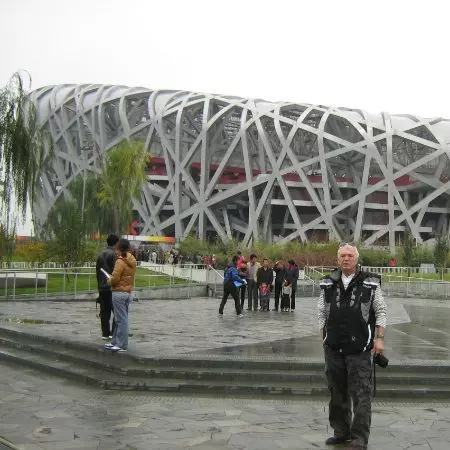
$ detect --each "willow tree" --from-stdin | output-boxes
[0,72,45,220]
[68,173,115,235]
[97,140,150,235]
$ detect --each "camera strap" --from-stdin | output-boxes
[372,354,377,397]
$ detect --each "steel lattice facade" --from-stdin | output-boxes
[30,84,450,251]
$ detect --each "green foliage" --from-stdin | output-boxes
[358,248,391,267]
[434,235,449,269]
[41,199,87,264]
[97,140,150,235]
[0,223,16,262]
[0,72,46,218]
[400,232,415,267]
[434,235,449,279]
[13,240,45,262]
[68,174,114,235]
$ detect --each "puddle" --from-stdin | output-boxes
[1,317,66,325]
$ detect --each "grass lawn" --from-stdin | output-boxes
[2,267,189,297]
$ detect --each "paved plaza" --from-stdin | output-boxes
[0,295,447,363]
[1,295,450,448]
[2,363,450,450]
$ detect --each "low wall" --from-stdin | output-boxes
[1,284,209,302]
[0,273,47,289]
[137,284,208,300]
[383,281,450,299]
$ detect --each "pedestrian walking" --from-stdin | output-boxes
[318,243,387,450]
[219,255,245,317]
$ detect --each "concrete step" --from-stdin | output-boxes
[2,333,450,387]
[1,327,450,399]
[2,346,450,399]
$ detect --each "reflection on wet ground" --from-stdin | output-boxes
[0,296,450,363]
[2,317,69,325]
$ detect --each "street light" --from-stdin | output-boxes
[80,142,93,220]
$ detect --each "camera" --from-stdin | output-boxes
[373,353,389,368]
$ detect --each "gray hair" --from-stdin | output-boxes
[337,243,359,259]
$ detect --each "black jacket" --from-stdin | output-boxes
[274,266,286,284]
[320,267,380,355]
[256,267,274,286]
[285,265,299,290]
[96,246,117,291]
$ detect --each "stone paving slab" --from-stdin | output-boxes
[0,296,450,365]
[2,363,450,449]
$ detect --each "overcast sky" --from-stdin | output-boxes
[2,0,450,234]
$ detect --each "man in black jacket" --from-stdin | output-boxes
[285,260,299,311]
[318,244,387,450]
[96,234,119,339]
[273,260,286,311]
[256,258,273,310]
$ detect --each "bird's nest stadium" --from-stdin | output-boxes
[30,84,450,251]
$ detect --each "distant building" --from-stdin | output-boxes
[30,84,450,251]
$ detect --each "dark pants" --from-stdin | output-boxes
[240,285,246,309]
[98,290,115,337]
[290,288,296,310]
[324,346,372,446]
[219,281,242,315]
[247,280,258,310]
[274,282,282,309]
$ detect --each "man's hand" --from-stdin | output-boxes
[374,338,384,354]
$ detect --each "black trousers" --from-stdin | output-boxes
[219,282,242,315]
[274,282,283,309]
[291,288,296,310]
[324,346,372,446]
[247,280,258,310]
[240,285,246,309]
[98,290,115,337]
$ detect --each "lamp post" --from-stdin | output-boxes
[80,142,93,220]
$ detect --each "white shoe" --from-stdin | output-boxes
[104,343,114,349]
[237,314,244,318]
[219,313,223,317]
[110,346,127,352]
[101,336,110,340]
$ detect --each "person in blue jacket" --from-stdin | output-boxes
[219,255,245,317]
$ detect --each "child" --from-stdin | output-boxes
[281,280,292,312]
[259,283,270,311]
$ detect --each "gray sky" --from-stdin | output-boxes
[2,0,450,234]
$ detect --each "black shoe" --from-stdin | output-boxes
[247,308,252,311]
[272,308,278,311]
[325,436,351,445]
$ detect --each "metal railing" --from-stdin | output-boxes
[304,265,450,298]
[0,264,195,299]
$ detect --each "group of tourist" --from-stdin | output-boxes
[95,234,387,450]
[219,252,300,316]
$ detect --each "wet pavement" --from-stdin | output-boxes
[1,362,450,450]
[2,296,450,448]
[0,296,448,364]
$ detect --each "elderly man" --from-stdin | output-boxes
[318,244,387,450]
